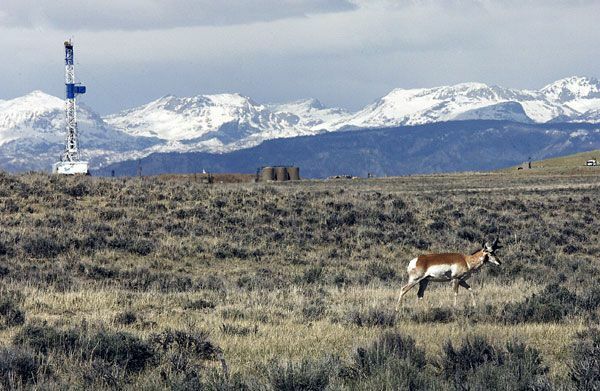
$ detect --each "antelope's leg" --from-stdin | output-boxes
[417,278,429,302]
[459,280,476,307]
[452,279,459,307]
[396,278,421,310]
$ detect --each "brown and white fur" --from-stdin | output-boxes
[396,239,501,310]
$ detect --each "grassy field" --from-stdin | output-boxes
[504,148,600,171]
[0,169,599,389]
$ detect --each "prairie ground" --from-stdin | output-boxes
[0,168,598,389]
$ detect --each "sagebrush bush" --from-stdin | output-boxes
[21,234,66,258]
[346,307,396,327]
[266,358,335,391]
[0,346,44,388]
[440,335,549,390]
[0,295,25,327]
[114,310,137,325]
[570,328,600,391]
[502,283,578,323]
[302,297,327,321]
[366,261,396,282]
[184,298,216,310]
[410,307,454,324]
[351,332,426,377]
[149,329,221,361]
[14,324,155,372]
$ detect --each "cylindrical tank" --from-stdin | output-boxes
[261,167,275,181]
[274,166,288,181]
[288,166,300,181]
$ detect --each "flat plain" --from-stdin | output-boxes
[0,167,598,389]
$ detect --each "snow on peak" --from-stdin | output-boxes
[541,76,600,102]
[105,92,300,142]
[0,90,63,114]
[269,98,350,129]
[0,91,65,135]
[5,75,600,172]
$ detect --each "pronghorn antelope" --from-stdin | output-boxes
[396,239,502,310]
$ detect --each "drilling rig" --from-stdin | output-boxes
[52,40,88,174]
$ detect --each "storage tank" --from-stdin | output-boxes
[288,166,300,181]
[274,166,289,181]
[261,167,275,181]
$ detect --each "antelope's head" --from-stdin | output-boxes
[481,238,502,265]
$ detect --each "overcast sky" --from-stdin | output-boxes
[1,0,599,114]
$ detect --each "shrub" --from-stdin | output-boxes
[0,295,25,327]
[114,311,137,325]
[301,266,324,285]
[266,358,333,391]
[14,324,155,372]
[570,328,600,390]
[502,283,578,323]
[0,346,43,387]
[333,272,351,288]
[347,307,396,327]
[578,286,600,312]
[345,357,440,390]
[410,307,454,323]
[13,324,77,355]
[127,239,155,256]
[196,275,227,292]
[88,330,155,372]
[366,261,396,282]
[351,332,426,377]
[65,182,89,197]
[149,329,221,361]
[82,359,125,388]
[184,299,216,310]
[82,264,118,280]
[22,234,66,258]
[302,298,327,321]
[440,336,549,390]
[440,335,503,382]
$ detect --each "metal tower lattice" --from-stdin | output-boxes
[53,40,88,174]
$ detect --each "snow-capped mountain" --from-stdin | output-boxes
[0,91,159,171]
[104,93,338,153]
[3,76,600,172]
[268,98,350,129]
[540,76,600,113]
[321,80,594,130]
[105,76,600,147]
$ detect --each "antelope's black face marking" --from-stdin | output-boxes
[482,239,501,265]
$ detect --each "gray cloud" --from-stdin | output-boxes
[0,0,356,30]
[0,0,599,114]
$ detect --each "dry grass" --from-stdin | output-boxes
[0,169,598,388]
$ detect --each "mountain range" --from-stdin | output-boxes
[1,76,600,173]
[97,121,600,178]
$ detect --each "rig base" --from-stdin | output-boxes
[52,161,89,175]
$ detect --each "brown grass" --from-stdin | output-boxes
[0,169,597,388]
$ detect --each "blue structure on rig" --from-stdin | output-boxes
[53,40,88,174]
